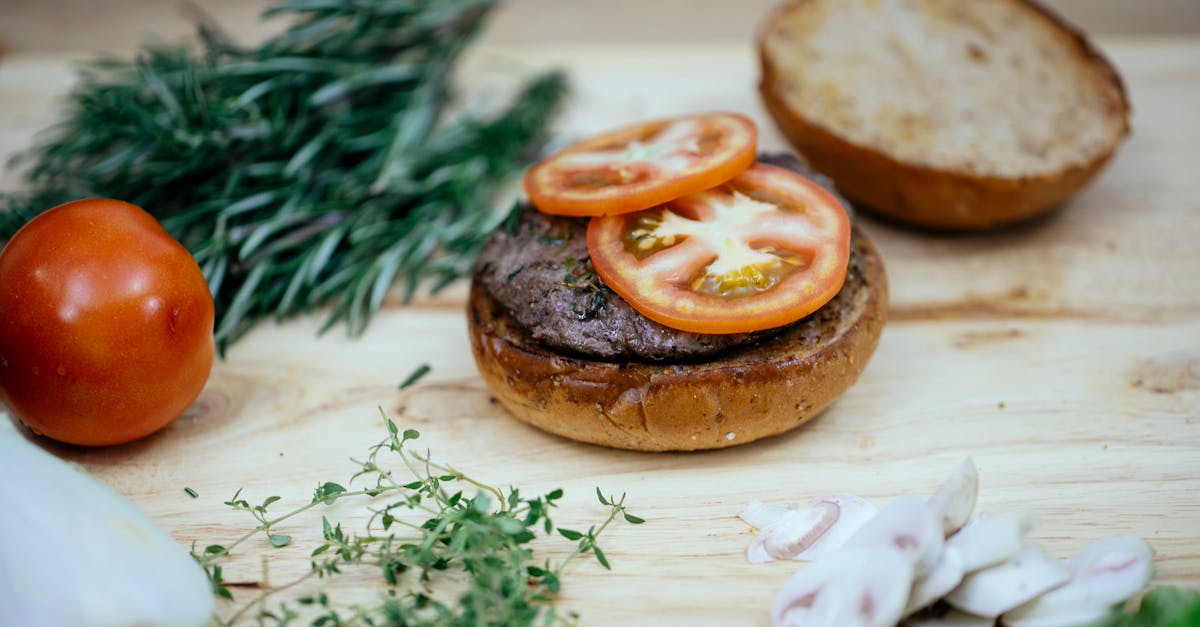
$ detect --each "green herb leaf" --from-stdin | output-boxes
[1103,587,1200,627]
[2,0,568,350]
[557,528,584,541]
[193,410,641,625]
[268,534,292,548]
[399,363,431,390]
[593,545,611,570]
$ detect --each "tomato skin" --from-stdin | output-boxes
[587,163,851,334]
[0,199,215,446]
[524,112,758,217]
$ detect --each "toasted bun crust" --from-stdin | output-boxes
[758,0,1130,231]
[467,228,887,452]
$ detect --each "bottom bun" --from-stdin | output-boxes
[467,228,888,452]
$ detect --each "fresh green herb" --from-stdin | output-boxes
[398,363,431,389]
[501,201,524,235]
[504,264,526,282]
[184,487,200,499]
[194,411,642,625]
[560,256,607,320]
[3,0,567,351]
[1100,587,1200,627]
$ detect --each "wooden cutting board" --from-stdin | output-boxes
[1,39,1198,625]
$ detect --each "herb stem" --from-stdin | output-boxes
[200,487,379,565]
[194,417,644,625]
[3,0,568,350]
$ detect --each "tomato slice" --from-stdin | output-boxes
[524,112,757,217]
[586,163,851,334]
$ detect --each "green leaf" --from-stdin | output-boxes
[398,360,432,384]
[595,487,609,506]
[623,512,646,524]
[593,545,611,570]
[1105,587,1200,627]
[269,534,292,548]
[314,482,346,504]
[557,528,583,541]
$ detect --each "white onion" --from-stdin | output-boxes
[0,416,214,627]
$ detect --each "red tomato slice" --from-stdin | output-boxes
[586,163,851,334]
[524,112,757,217]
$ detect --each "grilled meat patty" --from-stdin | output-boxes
[473,152,857,362]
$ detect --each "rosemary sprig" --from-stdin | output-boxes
[3,0,567,350]
[194,410,643,626]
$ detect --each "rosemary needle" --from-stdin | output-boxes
[3,0,567,351]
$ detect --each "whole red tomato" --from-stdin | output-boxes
[0,198,214,446]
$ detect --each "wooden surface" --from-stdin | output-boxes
[2,0,1199,55]
[1,20,1199,627]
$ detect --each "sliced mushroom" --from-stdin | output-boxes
[1002,535,1153,627]
[740,500,791,529]
[845,493,944,576]
[945,546,1070,618]
[742,494,878,563]
[946,513,1034,573]
[904,608,999,626]
[772,545,914,627]
[906,546,966,615]
[928,458,979,537]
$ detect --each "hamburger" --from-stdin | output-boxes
[467,114,887,451]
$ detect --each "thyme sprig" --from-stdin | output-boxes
[3,0,567,350]
[195,410,643,626]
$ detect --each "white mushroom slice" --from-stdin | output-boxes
[904,608,999,626]
[906,546,966,615]
[742,494,878,563]
[1002,535,1153,627]
[946,513,1034,573]
[928,458,980,537]
[844,493,944,576]
[772,546,914,627]
[1002,605,1117,627]
[945,546,1071,618]
[740,500,791,529]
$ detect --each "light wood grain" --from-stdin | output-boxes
[1,36,1198,626]
[1,0,1198,56]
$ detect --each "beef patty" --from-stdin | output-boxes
[473,152,858,362]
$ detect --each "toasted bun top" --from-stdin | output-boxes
[759,0,1129,179]
[757,0,1129,230]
